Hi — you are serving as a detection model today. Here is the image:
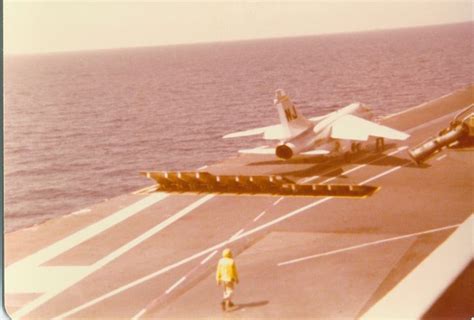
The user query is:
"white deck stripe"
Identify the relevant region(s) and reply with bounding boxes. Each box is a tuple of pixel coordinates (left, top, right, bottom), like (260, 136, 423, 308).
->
(435, 154, 447, 161)
(347, 146, 407, 177)
(51, 109, 454, 318)
(8, 193, 169, 269)
(273, 197, 284, 206)
(134, 247, 218, 319)
(200, 250, 218, 265)
(359, 166, 402, 185)
(278, 223, 460, 266)
(54, 154, 408, 319)
(95, 194, 216, 268)
(132, 185, 158, 194)
(165, 276, 187, 294)
(53, 197, 333, 319)
(230, 228, 245, 240)
(299, 175, 319, 184)
(321, 146, 407, 184)
(361, 215, 472, 319)
(131, 308, 146, 320)
(405, 109, 461, 134)
(301, 152, 378, 185)
(383, 96, 459, 121)
(13, 194, 215, 319)
(253, 211, 267, 222)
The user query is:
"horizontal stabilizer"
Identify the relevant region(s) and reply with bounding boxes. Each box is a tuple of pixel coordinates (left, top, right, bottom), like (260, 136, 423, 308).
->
(223, 126, 269, 139)
(238, 147, 276, 155)
(224, 124, 289, 140)
(300, 149, 330, 156)
(308, 115, 327, 123)
(331, 114, 409, 141)
(263, 125, 289, 140)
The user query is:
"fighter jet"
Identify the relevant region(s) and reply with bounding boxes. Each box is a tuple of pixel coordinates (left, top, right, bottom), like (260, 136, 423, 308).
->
(224, 89, 409, 159)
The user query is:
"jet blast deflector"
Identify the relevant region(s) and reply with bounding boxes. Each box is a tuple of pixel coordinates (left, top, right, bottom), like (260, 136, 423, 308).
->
(141, 171, 378, 198)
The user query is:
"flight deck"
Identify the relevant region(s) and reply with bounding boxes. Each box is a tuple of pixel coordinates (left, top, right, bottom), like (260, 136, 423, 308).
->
(4, 85, 473, 319)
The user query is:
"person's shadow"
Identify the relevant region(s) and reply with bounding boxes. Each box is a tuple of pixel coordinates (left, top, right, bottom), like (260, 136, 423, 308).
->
(228, 300, 269, 312)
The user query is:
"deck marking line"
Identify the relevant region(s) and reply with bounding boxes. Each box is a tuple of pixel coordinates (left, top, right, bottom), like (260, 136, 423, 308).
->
(278, 223, 460, 266)
(361, 215, 472, 319)
(359, 166, 402, 185)
(273, 197, 284, 206)
(51, 197, 334, 320)
(200, 250, 218, 265)
(435, 154, 447, 161)
(165, 276, 187, 295)
(384, 102, 460, 123)
(133, 185, 158, 194)
(54, 148, 410, 319)
(299, 175, 319, 184)
(8, 193, 169, 269)
(14, 194, 214, 320)
(135, 246, 218, 319)
(19, 109, 463, 318)
(71, 208, 91, 216)
(230, 228, 245, 240)
(405, 109, 462, 134)
(253, 211, 266, 222)
(131, 308, 146, 320)
(321, 146, 407, 184)
(94, 194, 216, 268)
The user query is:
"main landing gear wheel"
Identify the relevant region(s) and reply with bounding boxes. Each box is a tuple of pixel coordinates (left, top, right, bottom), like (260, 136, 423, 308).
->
(344, 151, 352, 162)
(351, 142, 362, 152)
(375, 138, 385, 152)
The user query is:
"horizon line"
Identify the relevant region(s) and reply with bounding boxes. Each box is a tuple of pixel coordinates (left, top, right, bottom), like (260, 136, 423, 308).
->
(5, 20, 472, 57)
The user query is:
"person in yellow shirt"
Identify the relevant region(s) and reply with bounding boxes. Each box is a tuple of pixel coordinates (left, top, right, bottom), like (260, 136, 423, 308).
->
(216, 248, 239, 311)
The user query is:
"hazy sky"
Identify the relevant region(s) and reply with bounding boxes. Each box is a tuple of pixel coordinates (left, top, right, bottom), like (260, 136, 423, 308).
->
(4, 1, 473, 54)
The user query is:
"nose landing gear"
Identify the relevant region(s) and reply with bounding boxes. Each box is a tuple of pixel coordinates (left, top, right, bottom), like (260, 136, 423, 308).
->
(375, 138, 385, 152)
(351, 142, 362, 153)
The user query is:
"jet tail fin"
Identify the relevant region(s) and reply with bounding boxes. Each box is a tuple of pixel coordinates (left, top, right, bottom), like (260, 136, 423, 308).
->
(274, 89, 313, 138)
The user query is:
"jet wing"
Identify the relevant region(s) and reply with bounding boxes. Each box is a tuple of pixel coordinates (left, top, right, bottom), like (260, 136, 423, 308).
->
(238, 147, 276, 155)
(301, 149, 330, 155)
(308, 115, 328, 123)
(330, 114, 410, 141)
(239, 147, 330, 156)
(224, 124, 289, 140)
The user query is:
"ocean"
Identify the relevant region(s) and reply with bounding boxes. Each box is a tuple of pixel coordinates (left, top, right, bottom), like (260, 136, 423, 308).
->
(4, 22, 473, 232)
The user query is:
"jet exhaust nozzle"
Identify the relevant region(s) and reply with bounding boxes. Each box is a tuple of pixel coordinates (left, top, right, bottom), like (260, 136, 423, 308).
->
(276, 144, 294, 159)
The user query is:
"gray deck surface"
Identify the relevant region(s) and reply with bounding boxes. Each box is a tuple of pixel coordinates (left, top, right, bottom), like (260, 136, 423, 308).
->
(5, 85, 473, 319)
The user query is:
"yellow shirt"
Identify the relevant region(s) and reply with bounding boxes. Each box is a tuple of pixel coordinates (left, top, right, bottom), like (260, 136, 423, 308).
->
(216, 257, 239, 283)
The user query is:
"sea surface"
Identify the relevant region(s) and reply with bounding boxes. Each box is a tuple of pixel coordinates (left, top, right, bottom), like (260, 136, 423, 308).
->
(4, 22, 473, 232)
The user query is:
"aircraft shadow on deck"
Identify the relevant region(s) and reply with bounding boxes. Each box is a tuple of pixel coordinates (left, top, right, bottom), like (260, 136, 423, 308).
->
(283, 166, 345, 179)
(247, 156, 333, 166)
(245, 146, 420, 178)
(246, 143, 401, 166)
